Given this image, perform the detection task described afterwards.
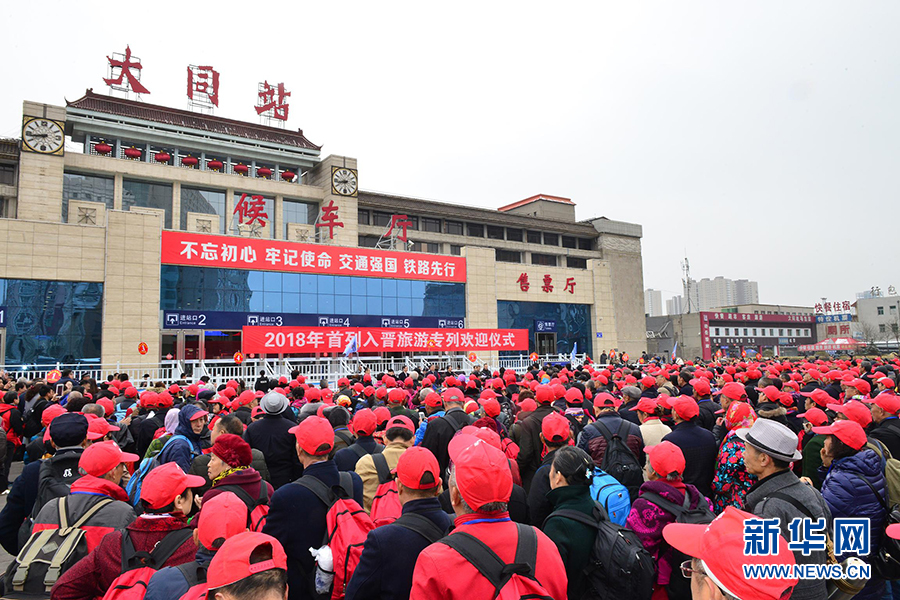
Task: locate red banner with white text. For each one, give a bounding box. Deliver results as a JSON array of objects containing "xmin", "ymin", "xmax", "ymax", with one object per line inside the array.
[
  {"xmin": 160, "ymin": 231, "xmax": 466, "ymax": 282},
  {"xmin": 242, "ymin": 327, "xmax": 529, "ymax": 354}
]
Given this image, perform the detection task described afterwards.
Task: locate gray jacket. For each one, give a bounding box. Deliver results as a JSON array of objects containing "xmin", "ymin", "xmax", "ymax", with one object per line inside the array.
[{"xmin": 745, "ymin": 469, "xmax": 832, "ymax": 600}]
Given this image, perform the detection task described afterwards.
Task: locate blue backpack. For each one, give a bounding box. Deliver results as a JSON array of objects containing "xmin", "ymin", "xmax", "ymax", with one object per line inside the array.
[
  {"xmin": 590, "ymin": 470, "xmax": 631, "ymax": 526},
  {"xmin": 125, "ymin": 434, "xmax": 190, "ymax": 508}
]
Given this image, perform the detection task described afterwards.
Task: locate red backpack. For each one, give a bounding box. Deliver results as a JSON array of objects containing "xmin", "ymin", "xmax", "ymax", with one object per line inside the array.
[
  {"xmin": 438, "ymin": 524, "xmax": 555, "ymax": 600},
  {"xmin": 216, "ymin": 481, "xmax": 270, "ymax": 532},
  {"xmin": 0, "ymin": 404, "xmax": 20, "ymax": 446},
  {"xmin": 297, "ymin": 473, "xmax": 375, "ymax": 600},
  {"xmin": 369, "ymin": 454, "xmax": 402, "ymax": 527},
  {"xmin": 102, "ymin": 528, "xmax": 194, "ymax": 600}
]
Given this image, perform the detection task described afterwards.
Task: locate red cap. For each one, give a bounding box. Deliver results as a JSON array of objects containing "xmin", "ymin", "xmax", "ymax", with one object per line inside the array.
[
  {"xmin": 663, "ymin": 506, "xmax": 797, "ymax": 600},
  {"xmin": 721, "ymin": 402, "xmax": 754, "ymax": 427},
  {"xmin": 691, "ymin": 379, "xmax": 711, "ymax": 396},
  {"xmin": 385, "ymin": 415, "xmax": 415, "ymax": 433},
  {"xmin": 564, "ymin": 387, "xmax": 584, "ymax": 404},
  {"xmin": 518, "ymin": 398, "xmax": 537, "ymax": 413},
  {"xmin": 593, "ymin": 392, "xmax": 620, "ymax": 408},
  {"xmin": 41, "ymin": 404, "xmax": 67, "ymax": 428},
  {"xmin": 630, "ymin": 397, "xmax": 658, "ymax": 413},
  {"xmin": 167, "ymin": 384, "xmax": 181, "ymax": 395},
  {"xmin": 424, "ymin": 392, "xmax": 443, "ymax": 408},
  {"xmin": 79, "ymin": 440, "xmax": 139, "ymax": 477},
  {"xmin": 797, "ymin": 407, "xmax": 828, "ymax": 427},
  {"xmin": 799, "ymin": 388, "xmax": 832, "ymax": 408},
  {"xmin": 352, "ymin": 409, "xmax": 378, "ymax": 436},
  {"xmin": 812, "ymin": 419, "xmax": 868, "ymax": 451},
  {"xmin": 289, "ymin": 416, "xmax": 334, "ymax": 456},
  {"xmin": 827, "ymin": 401, "xmax": 872, "ymax": 427},
  {"xmin": 396, "ymin": 446, "xmax": 441, "ymax": 490},
  {"xmin": 644, "ymin": 441, "xmax": 685, "ymax": 477},
  {"xmin": 219, "ymin": 387, "xmax": 237, "ymax": 400},
  {"xmin": 86, "ymin": 418, "xmax": 120, "ymax": 440},
  {"xmin": 719, "ymin": 382, "xmax": 747, "ymax": 401},
  {"xmin": 388, "ymin": 388, "xmax": 407, "ymax": 404},
  {"xmin": 96, "ymin": 398, "xmax": 116, "ymax": 419},
  {"xmin": 480, "ymin": 396, "xmax": 501, "ymax": 418},
  {"xmin": 338, "ymin": 377, "xmax": 350, "ymax": 387},
  {"xmin": 541, "ymin": 412, "xmax": 571, "ymax": 443},
  {"xmin": 535, "ymin": 385, "xmax": 554, "ymax": 405},
  {"xmin": 197, "ymin": 491, "xmax": 249, "ymax": 551},
  {"xmin": 845, "ymin": 378, "xmax": 872, "ymax": 396},
  {"xmin": 640, "ymin": 376, "xmax": 655, "ymax": 387},
  {"xmin": 672, "ymin": 396, "xmax": 699, "ymax": 421},
  {"xmin": 864, "ymin": 393, "xmax": 900, "ymax": 415},
  {"xmin": 373, "ymin": 406, "xmax": 391, "ymax": 425},
  {"xmin": 189, "ymin": 409, "xmax": 209, "ymax": 421},
  {"xmin": 441, "ymin": 388, "xmax": 465, "ymax": 404},
  {"xmin": 124, "ymin": 387, "xmax": 138, "ymax": 399},
  {"xmin": 756, "ymin": 386, "xmax": 781, "ymax": 402},
  {"xmin": 448, "ymin": 434, "xmax": 512, "ymax": 511},
  {"xmin": 206, "ymin": 532, "xmax": 287, "ymax": 590},
  {"xmin": 877, "ymin": 377, "xmax": 895, "ymax": 389},
  {"xmin": 461, "ymin": 425, "xmax": 502, "ymax": 449},
  {"xmin": 141, "ymin": 462, "xmax": 206, "ymax": 509}
]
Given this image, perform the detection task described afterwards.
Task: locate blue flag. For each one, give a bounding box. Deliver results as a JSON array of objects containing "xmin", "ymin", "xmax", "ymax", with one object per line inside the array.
[{"xmin": 343, "ymin": 333, "xmax": 358, "ymax": 356}]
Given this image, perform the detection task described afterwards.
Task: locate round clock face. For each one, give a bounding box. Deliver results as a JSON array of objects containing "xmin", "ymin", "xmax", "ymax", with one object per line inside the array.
[
  {"xmin": 332, "ymin": 168, "xmax": 358, "ymax": 196},
  {"xmin": 23, "ymin": 118, "xmax": 64, "ymax": 154}
]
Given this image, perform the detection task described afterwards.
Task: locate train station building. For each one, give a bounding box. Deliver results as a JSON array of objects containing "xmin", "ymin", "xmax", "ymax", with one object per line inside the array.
[{"xmin": 0, "ymin": 92, "xmax": 645, "ymax": 370}]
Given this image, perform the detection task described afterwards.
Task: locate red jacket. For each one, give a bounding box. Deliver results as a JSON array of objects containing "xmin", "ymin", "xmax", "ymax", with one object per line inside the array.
[
  {"xmin": 32, "ymin": 475, "xmax": 135, "ymax": 552},
  {"xmin": 410, "ymin": 512, "xmax": 567, "ymax": 600},
  {"xmin": 51, "ymin": 514, "xmax": 196, "ymax": 600}
]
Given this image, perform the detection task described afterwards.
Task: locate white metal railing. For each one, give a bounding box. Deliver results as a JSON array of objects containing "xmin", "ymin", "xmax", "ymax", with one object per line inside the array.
[{"xmin": 2, "ymin": 354, "xmax": 588, "ymax": 388}]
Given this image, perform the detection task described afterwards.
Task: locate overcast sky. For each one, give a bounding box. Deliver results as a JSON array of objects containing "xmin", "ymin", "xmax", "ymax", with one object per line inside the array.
[{"xmin": 4, "ymin": 1, "xmax": 898, "ymax": 308}]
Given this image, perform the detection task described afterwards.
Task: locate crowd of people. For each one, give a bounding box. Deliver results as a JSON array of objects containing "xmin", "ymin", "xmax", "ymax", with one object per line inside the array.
[{"xmin": 0, "ymin": 355, "xmax": 896, "ymax": 599}]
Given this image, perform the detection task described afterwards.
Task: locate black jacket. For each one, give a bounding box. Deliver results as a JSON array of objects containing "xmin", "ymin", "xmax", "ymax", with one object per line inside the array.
[
  {"xmin": 514, "ymin": 404, "xmax": 556, "ymax": 491},
  {"xmin": 618, "ymin": 399, "xmax": 641, "ymax": 425},
  {"xmin": 136, "ymin": 408, "xmax": 170, "ymax": 458},
  {"xmin": 869, "ymin": 417, "xmax": 900, "ymax": 460},
  {"xmin": 421, "ymin": 407, "xmax": 472, "ymax": 482},
  {"xmin": 662, "ymin": 421, "xmax": 718, "ymax": 496},
  {"xmin": 334, "ymin": 437, "xmax": 384, "ymax": 472},
  {"xmin": 526, "ymin": 448, "xmax": 560, "ymax": 527},
  {"xmin": 696, "ymin": 398, "xmax": 721, "ymax": 431},
  {"xmin": 824, "ymin": 382, "xmax": 843, "ymax": 401},
  {"xmin": 244, "ymin": 414, "xmax": 303, "ymax": 489}
]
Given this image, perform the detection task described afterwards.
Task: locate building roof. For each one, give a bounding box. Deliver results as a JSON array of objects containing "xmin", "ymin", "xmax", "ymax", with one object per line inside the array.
[
  {"xmin": 0, "ymin": 138, "xmax": 18, "ymax": 161},
  {"xmin": 357, "ymin": 191, "xmax": 599, "ymax": 236},
  {"xmin": 66, "ymin": 89, "xmax": 321, "ymax": 151},
  {"xmin": 497, "ymin": 193, "xmax": 574, "ymax": 212}
]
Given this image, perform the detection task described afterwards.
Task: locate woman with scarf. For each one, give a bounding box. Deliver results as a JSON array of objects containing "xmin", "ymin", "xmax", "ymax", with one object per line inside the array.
[
  {"xmin": 157, "ymin": 404, "xmax": 208, "ymax": 472},
  {"xmin": 202, "ymin": 433, "xmax": 272, "ymax": 528},
  {"xmin": 711, "ymin": 401, "xmax": 758, "ymax": 512},
  {"xmin": 143, "ymin": 408, "xmax": 180, "ymax": 459}
]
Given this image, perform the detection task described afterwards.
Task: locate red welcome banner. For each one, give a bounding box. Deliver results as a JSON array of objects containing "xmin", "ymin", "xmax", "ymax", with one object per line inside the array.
[
  {"xmin": 160, "ymin": 231, "xmax": 467, "ymax": 282},
  {"xmin": 242, "ymin": 326, "xmax": 529, "ymax": 354}
]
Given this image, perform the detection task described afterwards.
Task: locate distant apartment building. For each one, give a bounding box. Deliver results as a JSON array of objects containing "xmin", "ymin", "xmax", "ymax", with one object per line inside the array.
[
  {"xmin": 667, "ymin": 295, "xmax": 683, "ymax": 316},
  {"xmin": 644, "ymin": 288, "xmax": 663, "ymax": 317},
  {"xmin": 682, "ymin": 277, "xmax": 760, "ymax": 312}
]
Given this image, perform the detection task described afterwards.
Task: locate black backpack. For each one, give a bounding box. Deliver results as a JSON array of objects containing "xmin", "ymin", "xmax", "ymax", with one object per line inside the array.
[
  {"xmin": 4, "ymin": 496, "xmax": 113, "ymax": 598},
  {"xmin": 17, "ymin": 452, "xmax": 84, "ymax": 550},
  {"xmin": 640, "ymin": 489, "xmax": 714, "ymax": 600},
  {"xmin": 591, "ymin": 421, "xmax": 643, "ymax": 501},
  {"xmin": 543, "ymin": 505, "xmax": 655, "ymax": 600}
]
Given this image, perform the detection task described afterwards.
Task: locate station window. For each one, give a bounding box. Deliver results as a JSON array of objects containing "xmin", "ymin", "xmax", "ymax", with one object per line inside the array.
[
  {"xmin": 62, "ymin": 172, "xmax": 115, "ymax": 223},
  {"xmin": 531, "ymin": 253, "xmax": 557, "ymax": 267},
  {"xmin": 578, "ymin": 238, "xmax": 593, "ymax": 250},
  {"xmin": 421, "ymin": 217, "xmax": 441, "ymax": 232},
  {"xmin": 450, "ymin": 245, "xmax": 462, "ymax": 256},
  {"xmin": 543, "ymin": 233, "xmax": 559, "ymax": 246},
  {"xmin": 487, "ymin": 225, "xmax": 504, "ymax": 240},
  {"xmin": 446, "ymin": 220, "xmax": 464, "ymax": 235},
  {"xmin": 506, "ymin": 228, "xmax": 523, "ymax": 242},
  {"xmin": 0, "ymin": 164, "xmax": 15, "ymax": 186},
  {"xmin": 405, "ymin": 216, "xmax": 419, "ymax": 230},
  {"xmin": 566, "ymin": 257, "xmax": 587, "ymax": 269},
  {"xmin": 283, "ymin": 199, "xmax": 317, "ymax": 239},
  {"xmin": 123, "ymin": 179, "xmax": 173, "ymax": 228},
  {"xmin": 358, "ymin": 209, "xmax": 370, "ymax": 225},
  {"xmin": 527, "ymin": 230, "xmax": 542, "ymax": 244},
  {"xmin": 496, "ymin": 249, "xmax": 521, "ymax": 263},
  {"xmin": 714, "ymin": 328, "xmax": 720, "ymax": 336},
  {"xmin": 373, "ymin": 212, "xmax": 391, "ymax": 227},
  {"xmin": 358, "ymin": 235, "xmax": 379, "ymax": 248},
  {"xmin": 411, "ymin": 241, "xmax": 440, "ymax": 253},
  {"xmin": 562, "ymin": 236, "xmax": 577, "ymax": 249},
  {"xmin": 467, "ymin": 223, "xmax": 484, "ymax": 237},
  {"xmin": 181, "ymin": 187, "xmax": 226, "ymax": 234}
]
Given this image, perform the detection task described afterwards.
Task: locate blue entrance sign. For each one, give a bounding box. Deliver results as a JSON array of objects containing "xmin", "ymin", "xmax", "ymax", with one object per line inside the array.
[
  {"xmin": 535, "ymin": 319, "xmax": 557, "ymax": 333},
  {"xmin": 163, "ymin": 310, "xmax": 464, "ymax": 330}
]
